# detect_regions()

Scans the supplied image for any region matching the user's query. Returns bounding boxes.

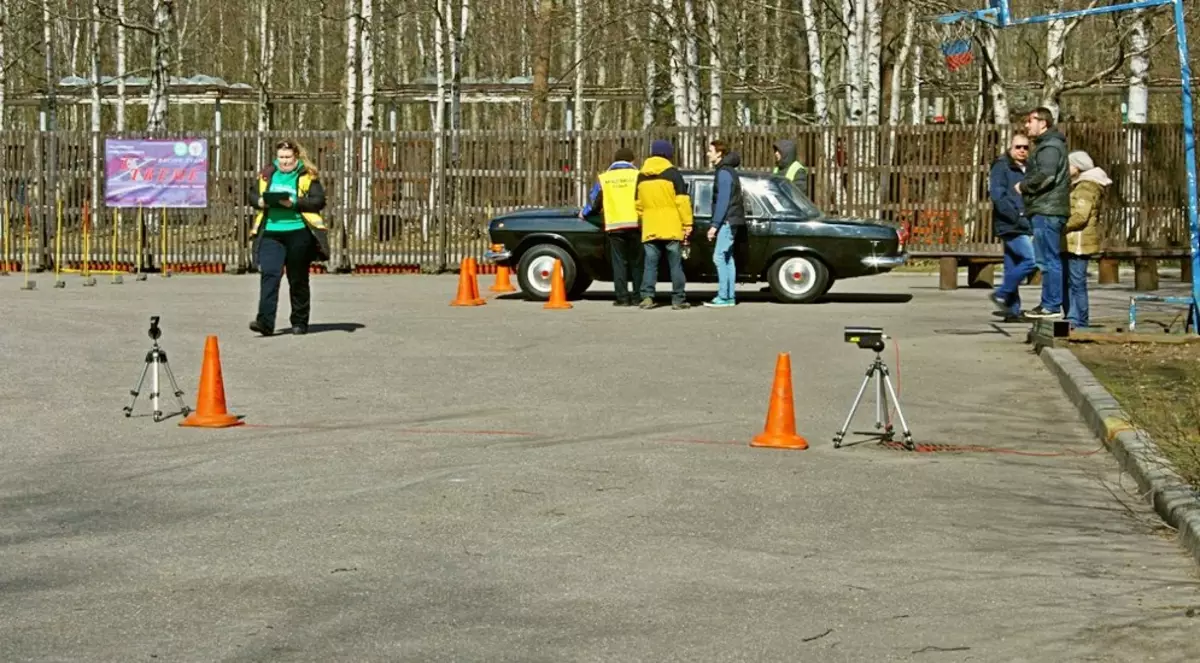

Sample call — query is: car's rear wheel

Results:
[767,254,829,304]
[516,243,578,301]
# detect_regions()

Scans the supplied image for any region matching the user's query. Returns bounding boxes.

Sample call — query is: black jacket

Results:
[711,152,746,230]
[1021,128,1070,217]
[988,154,1029,237]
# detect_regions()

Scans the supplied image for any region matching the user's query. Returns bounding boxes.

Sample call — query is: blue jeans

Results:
[1062,254,1090,328]
[1032,215,1066,312]
[712,225,736,301]
[641,240,686,304]
[994,234,1037,315]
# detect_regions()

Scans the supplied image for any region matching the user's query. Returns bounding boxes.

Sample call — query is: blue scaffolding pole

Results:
[938,0,1200,333]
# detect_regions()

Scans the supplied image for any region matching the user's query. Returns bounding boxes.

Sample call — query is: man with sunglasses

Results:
[988,132,1037,321]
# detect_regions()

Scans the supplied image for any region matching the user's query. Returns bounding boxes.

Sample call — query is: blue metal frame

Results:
[938,0,1200,334]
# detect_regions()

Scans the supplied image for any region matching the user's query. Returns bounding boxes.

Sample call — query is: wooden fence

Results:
[0,123,1190,275]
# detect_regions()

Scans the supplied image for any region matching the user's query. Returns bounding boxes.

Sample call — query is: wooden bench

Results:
[909,251,1032,291]
[911,247,1193,292]
[1093,247,1192,292]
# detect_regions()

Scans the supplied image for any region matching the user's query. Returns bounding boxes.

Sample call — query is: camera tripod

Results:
[832,341,915,450]
[123,336,191,423]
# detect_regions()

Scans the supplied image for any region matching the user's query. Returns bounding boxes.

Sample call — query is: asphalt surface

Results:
[2,270,1198,662]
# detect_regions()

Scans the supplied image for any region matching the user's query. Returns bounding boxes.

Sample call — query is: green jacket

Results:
[1022,129,1071,217]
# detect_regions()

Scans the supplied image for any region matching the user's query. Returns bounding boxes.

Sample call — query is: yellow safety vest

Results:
[250,169,327,236]
[773,161,805,182]
[597,168,640,232]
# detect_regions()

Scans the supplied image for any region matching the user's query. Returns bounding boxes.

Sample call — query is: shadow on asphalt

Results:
[495,291,915,305]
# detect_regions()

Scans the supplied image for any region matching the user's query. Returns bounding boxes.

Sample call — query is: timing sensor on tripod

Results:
[843,326,890,351]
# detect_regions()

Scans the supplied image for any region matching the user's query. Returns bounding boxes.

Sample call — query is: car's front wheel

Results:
[767,254,830,304]
[516,243,579,301]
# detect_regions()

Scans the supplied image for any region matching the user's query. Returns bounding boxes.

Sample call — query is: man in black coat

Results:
[1016,107,1071,318]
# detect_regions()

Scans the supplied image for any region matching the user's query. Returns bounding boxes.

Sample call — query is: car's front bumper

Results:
[484,249,513,264]
[861,253,907,269]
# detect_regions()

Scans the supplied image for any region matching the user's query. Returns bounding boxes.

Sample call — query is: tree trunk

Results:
[863,0,882,125]
[1125,9,1150,245]
[641,10,657,128]
[90,0,102,214]
[530,0,554,129]
[116,0,126,130]
[799,0,828,124]
[0,1,7,131]
[146,0,174,133]
[705,0,722,129]
[842,0,863,124]
[358,0,375,240]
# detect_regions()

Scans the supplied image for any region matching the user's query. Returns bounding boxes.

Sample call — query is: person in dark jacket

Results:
[1017,107,1071,318]
[772,139,809,197]
[988,132,1036,321]
[704,140,745,308]
[246,139,330,336]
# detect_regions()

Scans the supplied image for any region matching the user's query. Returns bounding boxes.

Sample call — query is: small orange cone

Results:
[180,335,245,428]
[451,257,484,306]
[543,259,573,310]
[465,258,487,305]
[750,352,809,450]
[490,265,517,293]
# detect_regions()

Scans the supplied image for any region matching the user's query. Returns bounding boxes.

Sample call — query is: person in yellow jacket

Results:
[246,139,329,336]
[580,147,643,306]
[635,139,694,310]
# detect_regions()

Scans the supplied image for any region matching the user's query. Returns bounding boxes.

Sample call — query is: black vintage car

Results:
[483,171,908,303]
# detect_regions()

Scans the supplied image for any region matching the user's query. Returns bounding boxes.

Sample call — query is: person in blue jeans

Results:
[1061,150,1111,329]
[1017,107,1072,318]
[704,140,745,308]
[988,132,1037,320]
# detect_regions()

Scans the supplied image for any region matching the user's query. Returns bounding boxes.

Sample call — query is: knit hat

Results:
[650,139,674,159]
[1068,151,1095,172]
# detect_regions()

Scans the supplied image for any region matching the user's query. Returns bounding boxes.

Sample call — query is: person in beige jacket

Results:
[1061,150,1111,329]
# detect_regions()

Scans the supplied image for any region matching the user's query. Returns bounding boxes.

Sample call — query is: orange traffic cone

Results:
[490,265,517,293]
[451,257,484,306]
[750,352,809,450]
[465,258,487,305]
[543,258,573,310]
[180,335,244,428]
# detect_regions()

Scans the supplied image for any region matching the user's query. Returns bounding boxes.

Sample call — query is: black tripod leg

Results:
[123,358,153,417]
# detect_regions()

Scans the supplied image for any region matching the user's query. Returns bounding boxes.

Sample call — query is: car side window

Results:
[743,188,769,219]
[690,180,713,217]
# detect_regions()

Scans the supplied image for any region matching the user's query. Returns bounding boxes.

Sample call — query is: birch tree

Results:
[0,0,7,131]
[115,0,127,131]
[146,0,174,133]
[799,0,828,124]
[705,0,722,130]
[358,0,375,240]
[1125,9,1150,243]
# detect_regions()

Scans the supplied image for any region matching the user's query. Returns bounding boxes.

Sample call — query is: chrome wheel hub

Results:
[527,255,558,295]
[779,258,816,296]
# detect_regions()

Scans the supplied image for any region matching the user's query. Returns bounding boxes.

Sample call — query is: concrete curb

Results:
[1039,346,1200,567]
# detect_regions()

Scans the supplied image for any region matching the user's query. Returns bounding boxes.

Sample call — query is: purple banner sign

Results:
[104,139,209,208]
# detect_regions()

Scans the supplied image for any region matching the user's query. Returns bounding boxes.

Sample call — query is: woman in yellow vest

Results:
[247,139,330,336]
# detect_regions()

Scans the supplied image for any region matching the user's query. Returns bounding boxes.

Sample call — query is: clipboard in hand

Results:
[263,191,293,206]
